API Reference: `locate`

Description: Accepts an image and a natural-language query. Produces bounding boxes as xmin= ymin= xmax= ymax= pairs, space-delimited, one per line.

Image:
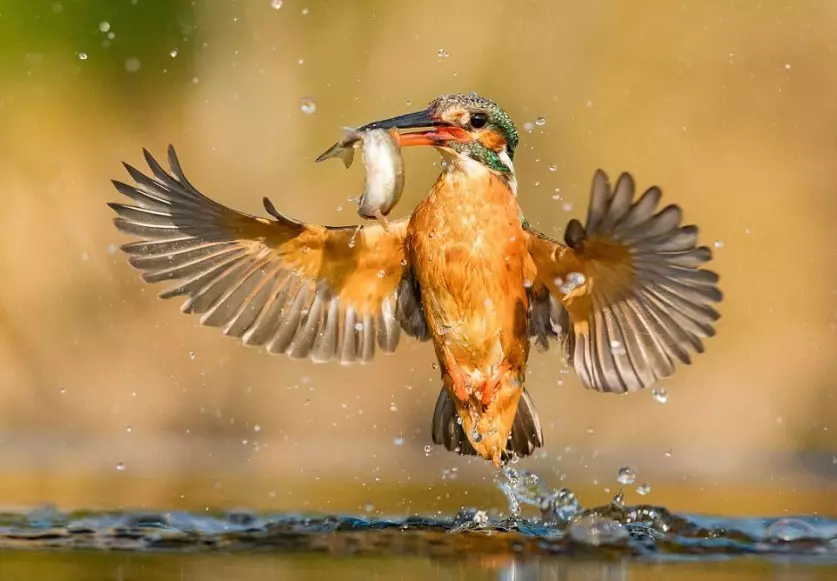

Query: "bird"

xmin=107 ymin=92 xmax=721 ymax=467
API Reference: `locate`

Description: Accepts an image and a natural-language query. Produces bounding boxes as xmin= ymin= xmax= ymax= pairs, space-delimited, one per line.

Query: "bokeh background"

xmin=1 ymin=0 xmax=835 ymax=518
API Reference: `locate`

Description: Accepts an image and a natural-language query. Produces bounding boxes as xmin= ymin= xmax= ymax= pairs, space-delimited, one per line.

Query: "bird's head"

xmin=360 ymin=92 xmax=519 ymax=177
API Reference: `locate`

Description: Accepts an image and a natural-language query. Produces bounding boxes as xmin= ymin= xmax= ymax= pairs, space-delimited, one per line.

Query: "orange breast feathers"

xmin=409 ymin=170 xmax=534 ymax=404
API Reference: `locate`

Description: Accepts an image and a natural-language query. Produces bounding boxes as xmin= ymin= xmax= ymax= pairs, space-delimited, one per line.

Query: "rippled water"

xmin=2 ymin=505 xmax=836 ymax=559
xmin=2 ymin=469 xmax=836 ymax=579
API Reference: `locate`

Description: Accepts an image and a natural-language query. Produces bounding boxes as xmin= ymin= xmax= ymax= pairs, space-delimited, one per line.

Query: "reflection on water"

xmin=2 ymin=552 xmax=836 ymax=581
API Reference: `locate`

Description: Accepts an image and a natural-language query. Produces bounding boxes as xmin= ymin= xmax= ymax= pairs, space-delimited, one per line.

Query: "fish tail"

xmin=314 ymin=127 xmax=361 ymax=168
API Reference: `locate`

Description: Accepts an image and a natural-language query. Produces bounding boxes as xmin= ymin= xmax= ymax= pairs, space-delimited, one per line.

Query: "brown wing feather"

xmin=525 ymin=170 xmax=721 ymax=393
xmin=109 ymin=145 xmax=428 ymax=364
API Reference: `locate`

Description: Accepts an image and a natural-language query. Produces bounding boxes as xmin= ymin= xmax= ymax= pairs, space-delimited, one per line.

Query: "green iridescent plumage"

xmin=429 ymin=93 xmax=519 ymax=174
xmin=451 ymin=141 xmax=513 ymax=173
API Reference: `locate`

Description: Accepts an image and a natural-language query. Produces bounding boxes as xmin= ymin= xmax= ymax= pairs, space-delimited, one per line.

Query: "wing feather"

xmin=109 ymin=146 xmax=430 ymax=364
xmin=526 ymin=170 xmax=721 ymax=393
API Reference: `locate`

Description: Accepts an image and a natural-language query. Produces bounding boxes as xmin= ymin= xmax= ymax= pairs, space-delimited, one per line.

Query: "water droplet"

xmin=400 ymin=258 xmax=408 ymax=266
xmin=548 ymin=164 xmax=557 ymax=172
xmin=784 ymin=63 xmax=792 ymax=70
xmin=353 ymin=322 xmax=363 ymax=332
xmin=556 ymin=272 xmax=586 ymax=294
xmin=766 ymin=518 xmax=816 ymax=541
xmin=636 ymin=483 xmax=651 ymax=495
xmin=253 ymin=424 xmax=261 ymax=432
xmin=472 ymin=510 xmax=488 ymax=526
xmin=80 ymin=252 xmax=90 ymax=262
xmin=78 ymin=52 xmax=88 ymax=61
xmin=270 ymin=0 xmax=283 ymax=8
xmin=300 ymin=97 xmax=316 ymax=114
xmin=169 ymin=48 xmax=179 ymax=58
xmin=115 ymin=462 xmax=126 ymax=471
xmin=189 ymin=351 xmax=196 ymax=360
xmin=125 ymin=425 xmax=132 ymax=433
xmin=437 ymin=48 xmax=449 ymax=58
xmin=393 ymin=436 xmax=404 ymax=446
xmin=522 ymin=279 xmax=533 ymax=289
xmin=610 ymin=340 xmax=626 ymax=356
xmin=98 ymin=21 xmax=111 ymax=33
xmin=522 ymin=121 xmax=535 ymax=133
xmin=714 ymin=239 xmax=724 ymax=249
xmin=423 ymin=444 xmax=432 ymax=456
xmin=568 ymin=515 xmax=628 ymax=546
xmin=616 ymin=466 xmax=636 ymax=485
xmin=301 ymin=7 xmax=309 ymax=15
xmin=389 ymin=403 xmax=398 ymax=412
xmin=59 ymin=388 xmax=66 ymax=395
xmin=535 ymin=116 xmax=546 ymax=126
xmin=377 ymin=269 xmax=385 ymax=279
xmin=652 ymin=387 xmax=668 ymax=403
xmin=664 ymin=448 xmax=673 ymax=457
xmin=124 ymin=58 xmax=141 ymax=73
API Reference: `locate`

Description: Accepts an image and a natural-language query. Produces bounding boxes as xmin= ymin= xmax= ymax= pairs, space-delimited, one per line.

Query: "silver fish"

xmin=316 ymin=128 xmax=405 ymax=229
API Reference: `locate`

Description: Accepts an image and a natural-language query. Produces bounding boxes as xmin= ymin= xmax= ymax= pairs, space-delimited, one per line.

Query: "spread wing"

xmin=525 ymin=170 xmax=722 ymax=393
xmin=108 ymin=146 xmax=429 ymax=364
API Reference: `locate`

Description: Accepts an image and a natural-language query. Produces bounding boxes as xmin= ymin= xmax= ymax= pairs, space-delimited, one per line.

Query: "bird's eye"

xmin=470 ymin=112 xmax=488 ymax=129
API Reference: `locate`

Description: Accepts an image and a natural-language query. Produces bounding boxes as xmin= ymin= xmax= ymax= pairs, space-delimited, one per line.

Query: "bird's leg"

xmin=374 ymin=209 xmax=391 ymax=232
xmin=481 ymin=361 xmax=514 ymax=405
xmin=441 ymin=351 xmax=470 ymax=402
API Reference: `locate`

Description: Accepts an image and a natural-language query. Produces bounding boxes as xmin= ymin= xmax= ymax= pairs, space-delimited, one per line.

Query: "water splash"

xmin=495 ymin=467 xmax=581 ymax=524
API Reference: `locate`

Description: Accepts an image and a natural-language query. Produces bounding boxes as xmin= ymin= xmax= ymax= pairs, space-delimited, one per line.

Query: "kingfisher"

xmin=108 ymin=93 xmax=721 ymax=467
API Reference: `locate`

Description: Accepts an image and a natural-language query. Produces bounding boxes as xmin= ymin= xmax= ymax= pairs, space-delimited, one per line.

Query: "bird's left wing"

xmin=524 ymin=170 xmax=722 ymax=393
xmin=109 ymin=146 xmax=429 ymax=364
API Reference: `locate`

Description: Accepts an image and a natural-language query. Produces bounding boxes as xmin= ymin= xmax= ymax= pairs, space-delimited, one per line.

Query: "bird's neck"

xmin=435 ymin=150 xmax=518 ymax=201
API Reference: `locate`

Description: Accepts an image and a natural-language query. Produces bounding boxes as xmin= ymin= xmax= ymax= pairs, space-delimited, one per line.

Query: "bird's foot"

xmin=374 ymin=209 xmax=391 ymax=232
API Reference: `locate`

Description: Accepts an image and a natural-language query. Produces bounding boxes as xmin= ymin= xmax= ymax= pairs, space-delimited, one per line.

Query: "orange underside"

xmin=406 ymin=161 xmax=534 ymax=462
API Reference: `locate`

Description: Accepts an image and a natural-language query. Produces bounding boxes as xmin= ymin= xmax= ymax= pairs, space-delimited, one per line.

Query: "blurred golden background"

xmin=0 ymin=0 xmax=835 ymax=517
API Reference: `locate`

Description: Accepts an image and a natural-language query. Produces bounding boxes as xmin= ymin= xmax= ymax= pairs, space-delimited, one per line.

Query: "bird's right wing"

xmin=108 ymin=146 xmax=430 ymax=364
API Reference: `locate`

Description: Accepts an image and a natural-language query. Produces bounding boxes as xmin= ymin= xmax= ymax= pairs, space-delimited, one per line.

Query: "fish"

xmin=316 ymin=128 xmax=405 ymax=230
xmin=315 ymin=127 xmax=361 ymax=168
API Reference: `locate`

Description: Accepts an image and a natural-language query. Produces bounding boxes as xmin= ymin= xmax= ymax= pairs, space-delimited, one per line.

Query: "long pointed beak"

xmin=316 ymin=108 xmax=470 ymax=163
xmin=359 ymin=108 xmax=471 ymax=148
xmin=357 ymin=108 xmax=440 ymax=132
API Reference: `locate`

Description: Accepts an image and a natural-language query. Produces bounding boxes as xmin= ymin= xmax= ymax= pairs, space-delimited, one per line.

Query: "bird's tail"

xmin=431 ymin=387 xmax=543 ymax=465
